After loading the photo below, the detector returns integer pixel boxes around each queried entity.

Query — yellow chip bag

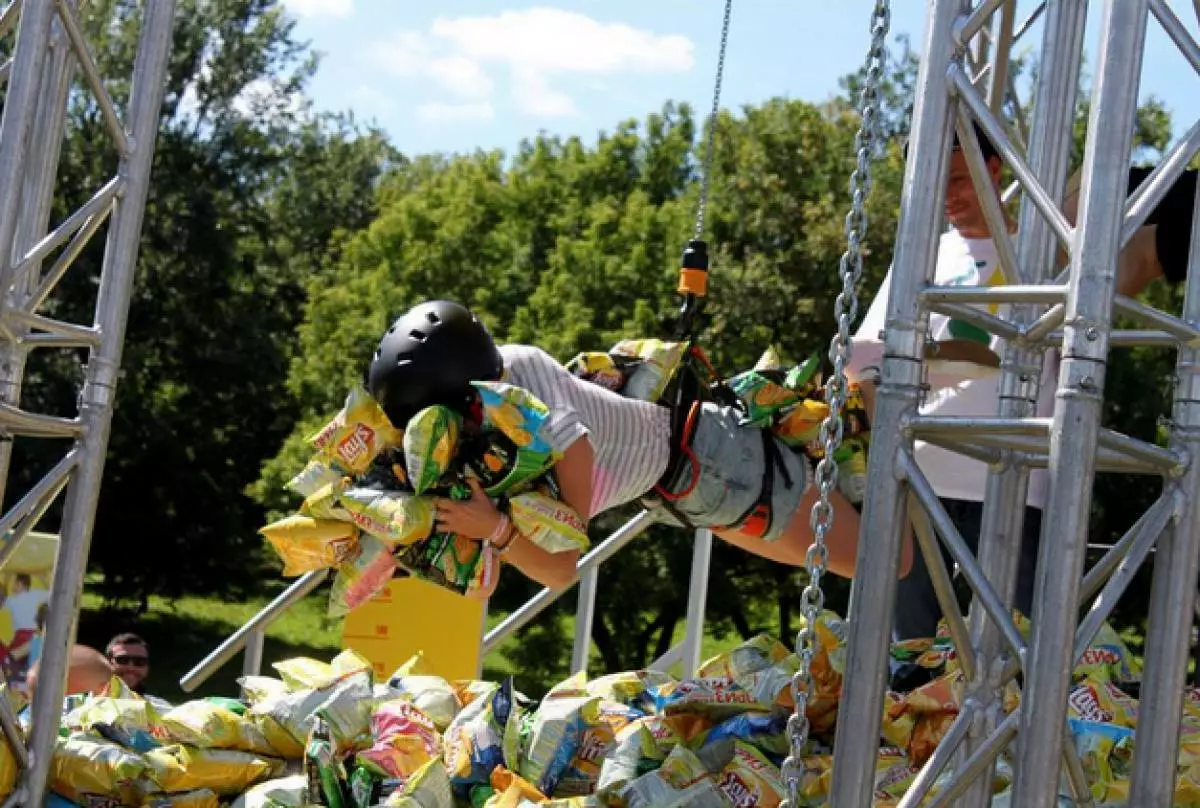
[309,385,404,475]
[609,339,688,403]
[404,405,462,494]
[339,487,436,548]
[231,774,308,808]
[328,534,398,618]
[143,788,221,808]
[386,674,461,732]
[773,398,830,447]
[162,701,277,756]
[383,756,454,806]
[358,699,442,779]
[259,514,360,576]
[509,492,589,554]
[0,732,15,800]
[72,696,170,752]
[286,458,344,499]
[714,742,787,807]
[300,480,353,522]
[143,744,280,797]
[273,657,335,692]
[698,635,791,680]
[51,736,149,807]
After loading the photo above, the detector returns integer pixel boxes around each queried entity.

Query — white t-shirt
[848,229,1057,510]
[6,589,48,632]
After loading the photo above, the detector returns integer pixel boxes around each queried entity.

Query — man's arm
[1063,166,1197,296]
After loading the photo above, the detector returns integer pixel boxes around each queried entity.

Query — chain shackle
[780,2,891,805]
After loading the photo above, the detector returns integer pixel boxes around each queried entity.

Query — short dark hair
[953,119,1001,163]
[14,573,30,589]
[106,633,148,656]
[903,119,1001,164]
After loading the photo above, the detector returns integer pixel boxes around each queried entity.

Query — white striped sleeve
[513,347,590,453]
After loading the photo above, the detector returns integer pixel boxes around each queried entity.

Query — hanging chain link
[694,0,733,240]
[780,2,891,805]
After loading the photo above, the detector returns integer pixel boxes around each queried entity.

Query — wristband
[488,514,515,553]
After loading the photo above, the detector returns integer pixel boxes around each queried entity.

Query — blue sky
[279,0,1200,158]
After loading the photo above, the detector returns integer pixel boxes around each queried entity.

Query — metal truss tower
[825,0,1200,805]
[0,1,175,805]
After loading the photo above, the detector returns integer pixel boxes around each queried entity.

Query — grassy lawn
[74,581,752,705]
[73,578,1157,708]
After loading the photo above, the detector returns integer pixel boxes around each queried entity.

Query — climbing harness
[779,3,891,806]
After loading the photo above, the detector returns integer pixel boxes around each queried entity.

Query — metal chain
[693,0,733,240]
[780,2,891,805]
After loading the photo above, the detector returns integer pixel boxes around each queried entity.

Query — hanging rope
[676,0,733,342]
[780,2,891,807]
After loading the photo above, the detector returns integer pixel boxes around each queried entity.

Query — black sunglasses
[111,654,148,667]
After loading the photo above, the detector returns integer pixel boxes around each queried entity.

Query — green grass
[76,576,1158,710]
[75,582,754,705]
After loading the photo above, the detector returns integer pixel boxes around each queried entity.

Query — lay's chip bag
[404,406,462,495]
[309,385,404,476]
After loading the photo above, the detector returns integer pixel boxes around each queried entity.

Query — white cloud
[371,7,694,120]
[416,101,496,124]
[512,67,576,117]
[283,0,354,18]
[427,56,494,99]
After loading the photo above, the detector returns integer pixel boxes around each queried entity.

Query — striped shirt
[499,344,672,517]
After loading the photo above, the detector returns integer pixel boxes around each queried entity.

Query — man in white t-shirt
[849,123,1196,647]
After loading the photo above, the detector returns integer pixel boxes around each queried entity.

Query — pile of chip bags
[566,343,872,506]
[260,382,591,616]
[19,610,1200,807]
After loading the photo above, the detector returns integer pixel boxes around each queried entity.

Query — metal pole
[679,527,712,678]
[571,568,599,675]
[23,2,175,804]
[0,0,55,309]
[828,1,966,802]
[0,11,76,509]
[1126,169,1200,806]
[959,3,1087,805]
[1011,1,1149,805]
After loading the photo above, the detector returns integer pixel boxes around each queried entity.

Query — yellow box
[341,576,485,681]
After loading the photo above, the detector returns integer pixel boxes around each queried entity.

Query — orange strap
[677,267,708,297]
[655,400,703,501]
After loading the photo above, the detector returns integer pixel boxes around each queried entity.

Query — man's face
[944,150,1001,236]
[108,642,149,689]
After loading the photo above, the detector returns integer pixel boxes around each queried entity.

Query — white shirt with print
[848,229,1057,510]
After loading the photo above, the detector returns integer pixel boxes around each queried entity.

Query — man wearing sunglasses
[105,633,150,692]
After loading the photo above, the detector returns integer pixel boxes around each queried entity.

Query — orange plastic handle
[678,267,708,297]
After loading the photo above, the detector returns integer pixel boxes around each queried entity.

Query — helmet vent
[426,311,441,324]
[409,329,427,342]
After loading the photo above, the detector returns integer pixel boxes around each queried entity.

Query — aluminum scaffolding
[822,0,1200,806]
[0,0,176,805]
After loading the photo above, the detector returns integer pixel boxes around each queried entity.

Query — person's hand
[434,478,503,541]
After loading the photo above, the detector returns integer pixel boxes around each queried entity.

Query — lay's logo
[718,772,759,808]
[336,423,376,466]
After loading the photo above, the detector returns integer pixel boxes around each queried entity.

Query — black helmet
[367,300,503,428]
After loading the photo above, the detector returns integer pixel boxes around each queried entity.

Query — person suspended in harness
[364,299,902,597]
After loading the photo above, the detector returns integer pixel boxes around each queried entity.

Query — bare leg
[714,485,914,579]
